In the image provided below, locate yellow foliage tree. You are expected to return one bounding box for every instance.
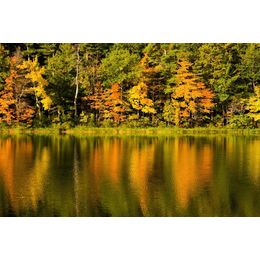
[128,82,156,116]
[170,59,214,126]
[247,86,260,122]
[18,57,51,119]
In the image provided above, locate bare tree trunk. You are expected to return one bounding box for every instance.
[57,106,61,124]
[15,103,20,126]
[35,90,41,121]
[74,44,80,121]
[222,108,227,126]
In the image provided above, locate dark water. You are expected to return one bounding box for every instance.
[0,134,259,217]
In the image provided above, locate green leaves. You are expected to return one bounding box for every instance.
[100,48,141,88]
[194,43,241,98]
[0,44,9,90]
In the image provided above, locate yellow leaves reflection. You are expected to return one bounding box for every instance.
[0,137,49,214]
[173,138,213,209]
[246,139,260,183]
[0,135,259,216]
[28,147,50,209]
[103,139,122,185]
[129,140,155,215]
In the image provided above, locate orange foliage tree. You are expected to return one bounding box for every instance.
[86,82,106,123]
[167,59,214,127]
[87,83,127,125]
[139,52,165,112]
[0,54,35,125]
[0,82,15,125]
[103,83,128,124]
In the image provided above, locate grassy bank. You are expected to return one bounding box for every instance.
[1,126,260,136]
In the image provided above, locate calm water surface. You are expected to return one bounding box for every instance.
[0,134,259,216]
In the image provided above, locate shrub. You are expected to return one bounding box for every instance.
[228,114,254,129]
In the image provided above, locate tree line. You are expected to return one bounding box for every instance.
[0,43,259,128]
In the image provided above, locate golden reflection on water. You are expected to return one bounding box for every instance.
[172,138,213,209]
[0,135,259,216]
[0,137,49,214]
[129,139,155,215]
[247,139,260,183]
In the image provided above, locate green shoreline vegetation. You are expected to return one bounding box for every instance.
[0,43,259,130]
[1,126,260,136]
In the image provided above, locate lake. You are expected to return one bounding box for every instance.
[0,134,259,216]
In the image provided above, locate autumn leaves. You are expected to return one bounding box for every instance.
[163,59,214,127]
[0,53,216,127]
[0,55,51,125]
[0,43,259,128]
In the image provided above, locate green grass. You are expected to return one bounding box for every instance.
[1,126,260,136]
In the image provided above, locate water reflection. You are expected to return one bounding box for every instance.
[0,135,259,216]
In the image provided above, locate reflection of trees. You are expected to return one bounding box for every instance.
[44,136,77,216]
[173,138,197,208]
[103,139,122,185]
[0,138,15,205]
[182,136,260,216]
[81,138,142,216]
[129,139,155,215]
[26,147,50,210]
[0,136,50,215]
[0,135,260,216]
[172,137,213,210]
[247,139,260,183]
[77,138,103,216]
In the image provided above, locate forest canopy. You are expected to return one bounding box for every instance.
[0,43,259,128]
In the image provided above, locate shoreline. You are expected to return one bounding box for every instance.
[0,127,260,136]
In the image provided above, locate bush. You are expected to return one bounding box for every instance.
[100,119,114,127]
[228,114,254,129]
[79,112,88,125]
[87,114,96,127]
[139,117,151,127]
[157,121,167,128]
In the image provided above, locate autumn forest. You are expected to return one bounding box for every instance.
[0,43,259,129]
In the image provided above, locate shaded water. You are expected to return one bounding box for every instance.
[0,134,259,216]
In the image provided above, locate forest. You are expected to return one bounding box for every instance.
[0,43,259,129]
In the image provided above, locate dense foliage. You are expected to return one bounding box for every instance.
[0,43,259,128]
